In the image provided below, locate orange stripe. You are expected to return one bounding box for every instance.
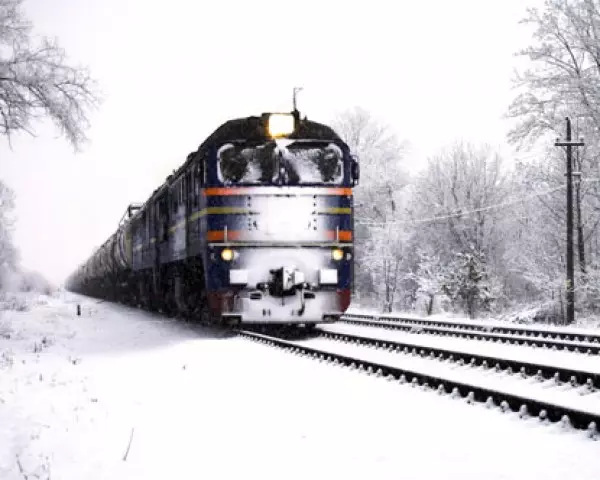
[339,230,352,241]
[326,188,353,196]
[204,188,250,196]
[326,230,352,241]
[203,187,352,196]
[207,230,242,241]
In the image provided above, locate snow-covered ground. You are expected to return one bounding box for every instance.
[1,292,600,480]
[346,305,600,336]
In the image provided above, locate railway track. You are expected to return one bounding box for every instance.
[344,312,600,343]
[341,314,600,355]
[317,328,600,389]
[237,327,600,437]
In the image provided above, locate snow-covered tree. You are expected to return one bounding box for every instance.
[408,143,509,317]
[331,107,409,310]
[408,249,447,315]
[440,252,495,319]
[503,148,600,319]
[332,107,408,221]
[506,0,600,321]
[0,0,100,150]
[360,219,412,312]
[508,0,600,147]
[0,179,17,289]
[0,0,98,294]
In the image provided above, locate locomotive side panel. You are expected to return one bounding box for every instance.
[187,163,203,258]
[115,225,132,270]
[131,214,145,272]
[156,192,171,267]
[169,177,187,262]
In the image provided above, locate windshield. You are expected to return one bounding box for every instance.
[216,140,345,186]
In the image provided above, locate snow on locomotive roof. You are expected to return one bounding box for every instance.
[198,114,343,150]
[157,113,345,194]
[179,114,344,175]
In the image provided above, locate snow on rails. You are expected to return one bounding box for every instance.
[341,313,600,355]
[235,319,600,438]
[238,330,600,440]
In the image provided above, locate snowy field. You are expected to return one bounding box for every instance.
[1,292,599,480]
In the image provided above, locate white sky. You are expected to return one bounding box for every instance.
[1,0,544,285]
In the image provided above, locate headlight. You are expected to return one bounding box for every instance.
[267,113,295,138]
[331,248,344,261]
[221,248,234,261]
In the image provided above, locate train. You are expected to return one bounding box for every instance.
[65,110,360,327]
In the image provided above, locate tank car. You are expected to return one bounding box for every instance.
[66,110,360,326]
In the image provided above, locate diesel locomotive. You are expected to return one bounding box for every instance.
[65,111,360,326]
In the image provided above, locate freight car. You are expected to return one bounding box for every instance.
[66,110,360,326]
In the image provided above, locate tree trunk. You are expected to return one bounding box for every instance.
[427,294,435,315]
[575,181,586,275]
[558,288,565,325]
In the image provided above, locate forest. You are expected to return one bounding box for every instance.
[338,1,600,322]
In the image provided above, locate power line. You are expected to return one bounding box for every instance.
[356,184,568,227]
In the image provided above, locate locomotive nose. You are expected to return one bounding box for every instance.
[268,266,306,296]
[269,266,305,293]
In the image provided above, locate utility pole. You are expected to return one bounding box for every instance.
[292,87,303,112]
[555,117,584,324]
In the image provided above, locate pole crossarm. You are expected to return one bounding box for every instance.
[555,141,585,146]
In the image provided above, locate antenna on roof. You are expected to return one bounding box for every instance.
[292,86,303,113]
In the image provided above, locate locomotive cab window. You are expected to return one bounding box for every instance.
[216,140,346,186]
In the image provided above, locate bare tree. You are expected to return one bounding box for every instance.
[0,0,100,150]
[508,0,600,147]
[504,1,600,320]
[409,143,509,317]
[506,149,600,317]
[332,107,408,222]
[331,107,409,311]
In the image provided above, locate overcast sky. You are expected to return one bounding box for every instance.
[1,0,544,284]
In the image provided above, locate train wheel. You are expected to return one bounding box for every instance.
[174,269,193,320]
[138,276,152,311]
[179,261,198,322]
[197,290,217,326]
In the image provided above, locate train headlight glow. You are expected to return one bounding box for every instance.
[332,248,344,261]
[221,248,234,261]
[267,113,295,138]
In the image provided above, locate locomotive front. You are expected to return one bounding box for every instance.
[204,112,359,325]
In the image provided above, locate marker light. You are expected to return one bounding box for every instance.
[332,248,344,261]
[221,248,234,261]
[267,113,295,138]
